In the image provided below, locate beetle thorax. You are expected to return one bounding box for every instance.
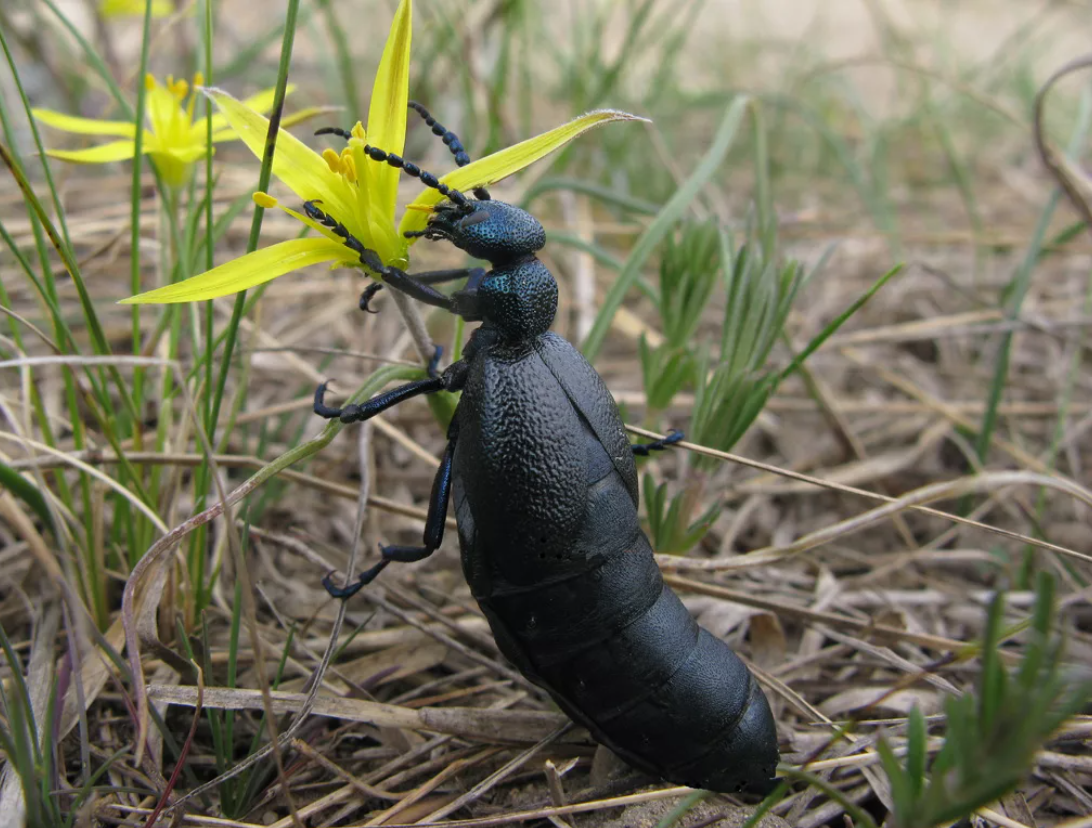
[478,259,558,341]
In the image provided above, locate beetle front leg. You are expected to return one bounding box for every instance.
[324,429,457,600]
[304,199,469,313]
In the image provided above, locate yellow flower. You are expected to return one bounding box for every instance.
[120,0,645,304]
[99,0,172,18]
[33,74,316,189]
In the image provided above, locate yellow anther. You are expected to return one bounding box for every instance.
[321,147,341,173]
[171,79,189,100]
[252,192,278,209]
[341,153,357,183]
[405,203,436,212]
[193,71,204,88]
[144,74,156,91]
[351,121,366,141]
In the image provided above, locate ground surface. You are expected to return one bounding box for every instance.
[1,1,1091,826]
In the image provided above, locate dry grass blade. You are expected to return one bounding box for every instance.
[630,426,1092,567]
[145,685,574,743]
[1034,53,1092,240]
[5,2,1092,825]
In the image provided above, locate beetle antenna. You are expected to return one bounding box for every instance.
[360,144,476,213]
[408,101,491,201]
[408,101,471,166]
[315,126,354,140]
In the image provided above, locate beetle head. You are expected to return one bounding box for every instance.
[408,200,546,263]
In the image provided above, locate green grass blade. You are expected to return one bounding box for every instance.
[582,95,750,361]
[778,263,903,384]
[0,461,55,536]
[208,0,302,440]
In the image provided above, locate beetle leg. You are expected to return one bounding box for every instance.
[314,376,445,423]
[322,559,390,599]
[314,359,469,424]
[360,268,485,315]
[323,432,457,600]
[358,282,383,313]
[631,429,685,456]
[426,345,444,379]
[303,200,486,319]
[373,266,466,312]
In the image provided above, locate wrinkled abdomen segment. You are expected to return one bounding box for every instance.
[458,414,778,792]
[485,529,777,793]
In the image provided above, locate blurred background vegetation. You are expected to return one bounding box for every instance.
[1,0,1091,826]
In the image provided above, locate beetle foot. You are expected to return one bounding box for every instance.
[313,382,368,423]
[631,429,684,456]
[313,380,347,419]
[426,345,444,379]
[359,283,384,313]
[321,557,392,600]
[322,571,366,600]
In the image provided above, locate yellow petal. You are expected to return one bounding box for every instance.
[240,84,294,116]
[32,108,138,138]
[256,191,352,245]
[280,106,337,129]
[145,77,184,136]
[400,109,648,237]
[120,237,353,304]
[204,87,353,221]
[204,84,295,133]
[46,140,141,164]
[99,0,172,17]
[365,0,412,220]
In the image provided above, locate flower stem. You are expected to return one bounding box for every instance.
[388,288,435,364]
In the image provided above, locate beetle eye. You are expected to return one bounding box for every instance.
[458,209,490,228]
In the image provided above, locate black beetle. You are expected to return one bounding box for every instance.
[308,104,779,794]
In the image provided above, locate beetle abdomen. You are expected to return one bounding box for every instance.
[480,531,778,793]
[455,390,779,794]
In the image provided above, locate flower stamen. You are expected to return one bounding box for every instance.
[341,150,357,183]
[322,148,341,174]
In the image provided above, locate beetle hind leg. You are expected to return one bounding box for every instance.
[322,558,391,600]
[321,431,457,600]
[378,543,437,563]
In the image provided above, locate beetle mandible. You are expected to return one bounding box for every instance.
[308,103,779,794]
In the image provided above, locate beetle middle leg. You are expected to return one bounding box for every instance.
[314,376,444,423]
[314,360,468,423]
[631,429,684,456]
[324,424,458,599]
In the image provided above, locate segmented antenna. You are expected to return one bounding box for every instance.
[314,128,475,213]
[363,145,474,212]
[314,126,353,141]
[407,101,471,166]
[408,102,491,201]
